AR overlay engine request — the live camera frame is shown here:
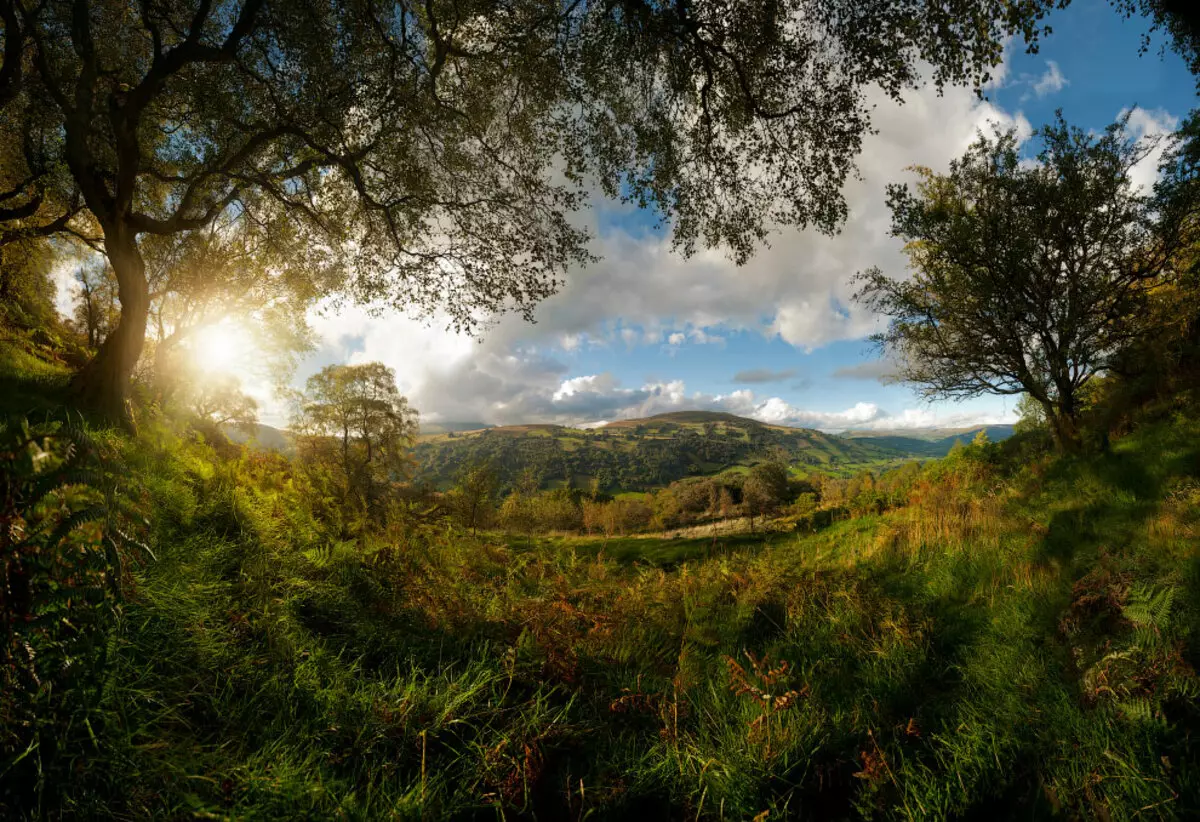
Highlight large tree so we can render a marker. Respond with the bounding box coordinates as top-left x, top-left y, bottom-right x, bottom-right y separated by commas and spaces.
294, 362, 418, 509
0, 0, 1064, 423
855, 114, 1195, 451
